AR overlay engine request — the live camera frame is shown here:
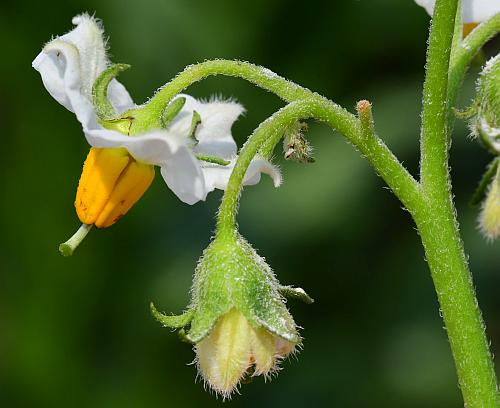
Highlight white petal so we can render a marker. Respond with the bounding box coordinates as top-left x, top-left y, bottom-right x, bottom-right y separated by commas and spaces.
33, 40, 97, 128
160, 159, 207, 205
32, 14, 134, 129
201, 155, 282, 193
169, 95, 245, 158
462, 0, 500, 24
415, 0, 500, 23
84, 127, 207, 204
414, 0, 436, 16
243, 156, 283, 187
194, 99, 245, 158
